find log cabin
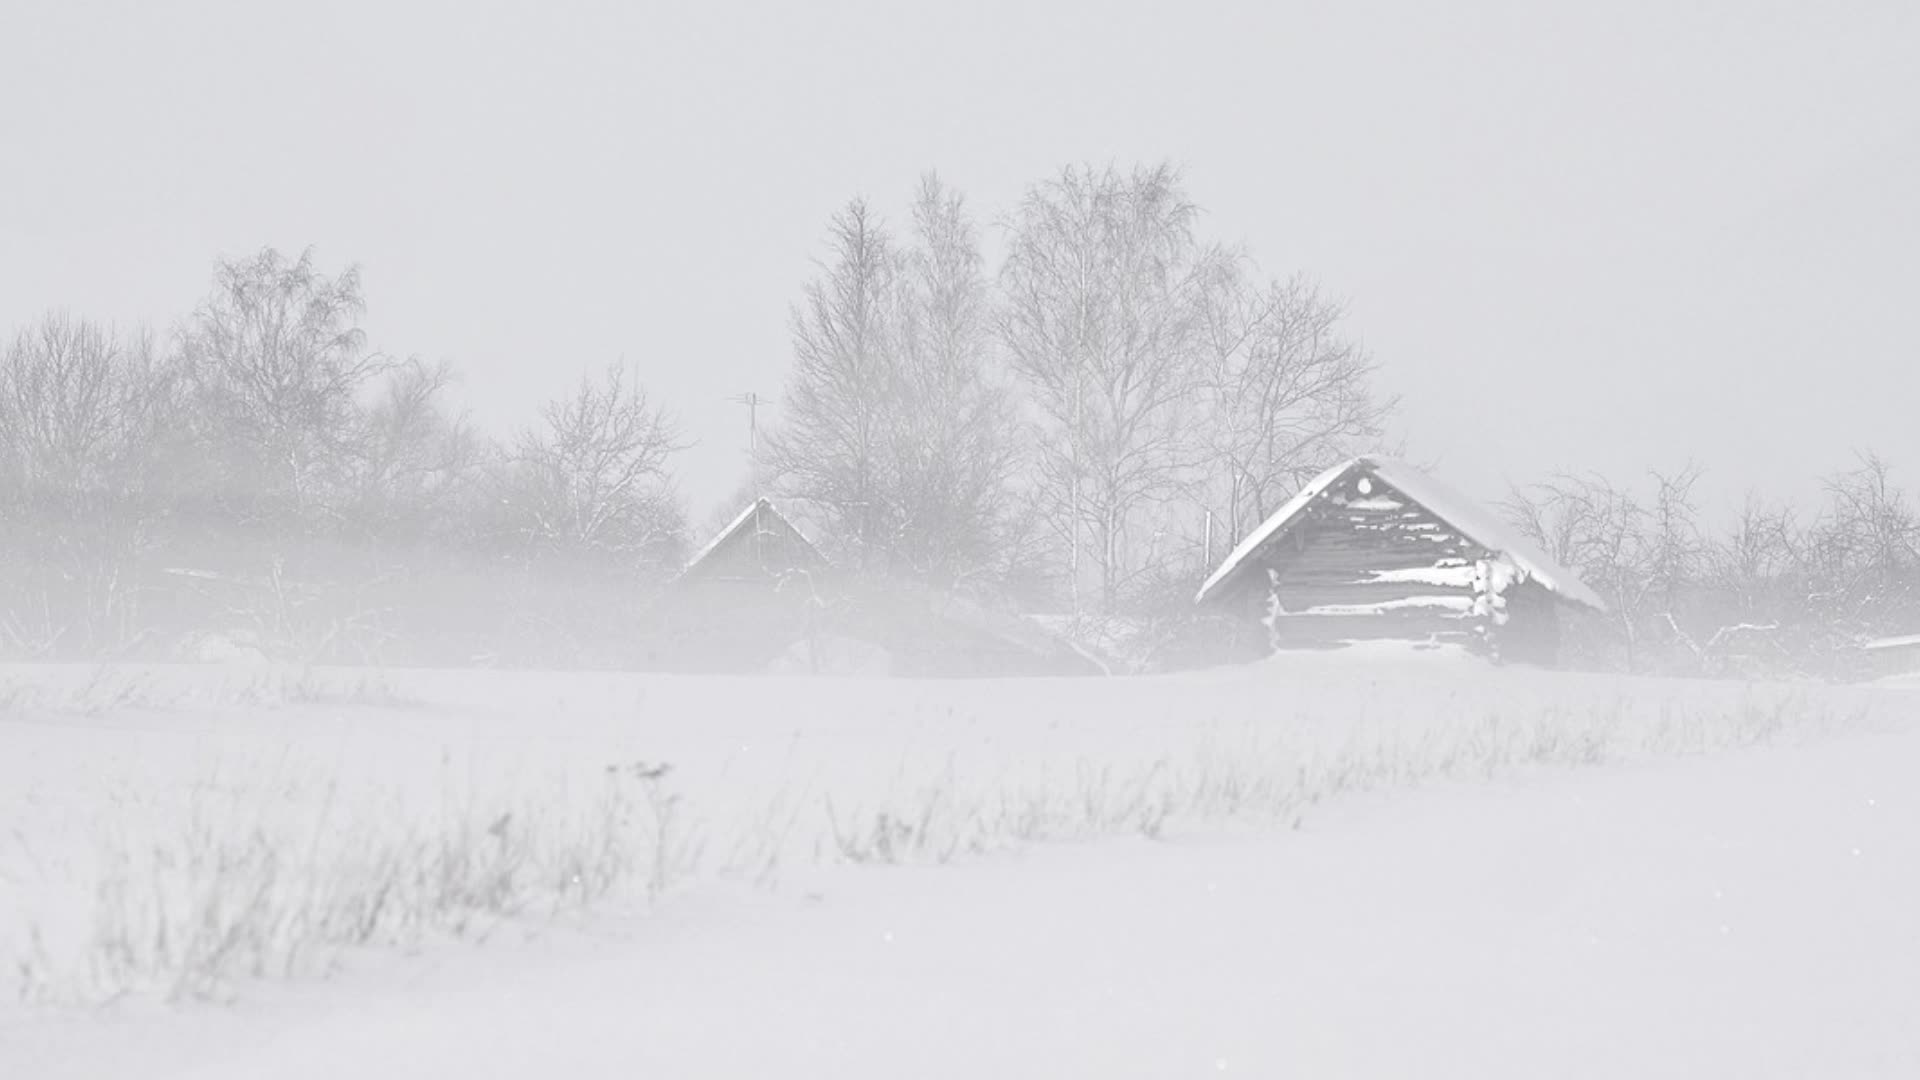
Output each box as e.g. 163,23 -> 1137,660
646,498 -> 831,671
1194,456 -> 1606,665
650,497 -> 1097,676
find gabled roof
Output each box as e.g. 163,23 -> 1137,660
677,497 -> 825,583
1195,456 -> 1608,612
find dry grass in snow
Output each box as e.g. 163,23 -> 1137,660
2,652 -> 1912,1006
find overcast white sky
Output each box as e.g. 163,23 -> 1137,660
3,0 -> 1916,524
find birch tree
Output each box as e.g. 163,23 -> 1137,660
767,181 -> 1021,586
1200,268 -> 1393,544
997,162 -> 1214,610
886,175 -> 1022,586
764,199 -> 898,567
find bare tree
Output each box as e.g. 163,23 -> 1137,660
0,314 -> 180,655
1502,472 -> 1656,669
346,358 -> 481,538
1200,268 -> 1394,545
766,181 -> 1022,588
885,175 -> 1023,587
1644,465 -> 1705,612
1802,451 -> 1919,632
1683,494 -> 1805,672
504,363 -> 687,566
1503,465 -> 1711,672
1709,495 -> 1799,617
765,198 -> 899,568
0,314 -> 173,501
177,247 -> 391,514
997,162 -> 1216,611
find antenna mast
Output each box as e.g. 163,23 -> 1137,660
729,391 -> 768,492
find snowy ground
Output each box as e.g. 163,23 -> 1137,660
4,657 -> 1919,1077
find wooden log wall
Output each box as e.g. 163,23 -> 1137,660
1249,472 -> 1496,651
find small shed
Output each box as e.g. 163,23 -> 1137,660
646,498 -> 832,672
1194,456 -> 1606,664
649,498 -> 1098,677
677,497 -> 829,586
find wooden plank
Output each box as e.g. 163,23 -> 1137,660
1271,581 -> 1476,611
1268,612 -> 1480,646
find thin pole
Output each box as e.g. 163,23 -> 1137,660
729,391 -> 766,492
1203,508 -> 1214,580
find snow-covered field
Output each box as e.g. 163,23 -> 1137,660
4,655 -> 1919,1077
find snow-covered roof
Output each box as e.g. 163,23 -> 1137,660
1194,456 -> 1608,612
683,499 -> 764,574
1194,460 -> 1356,606
1863,633 -> 1920,651
677,497 -> 824,581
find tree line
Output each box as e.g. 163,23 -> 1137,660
1504,459 -> 1920,678
3,159 -> 1912,674
1,251 -> 687,560
0,249 -> 688,660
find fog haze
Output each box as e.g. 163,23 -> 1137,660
3,0 -> 1916,518
10,5 -> 1920,1072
